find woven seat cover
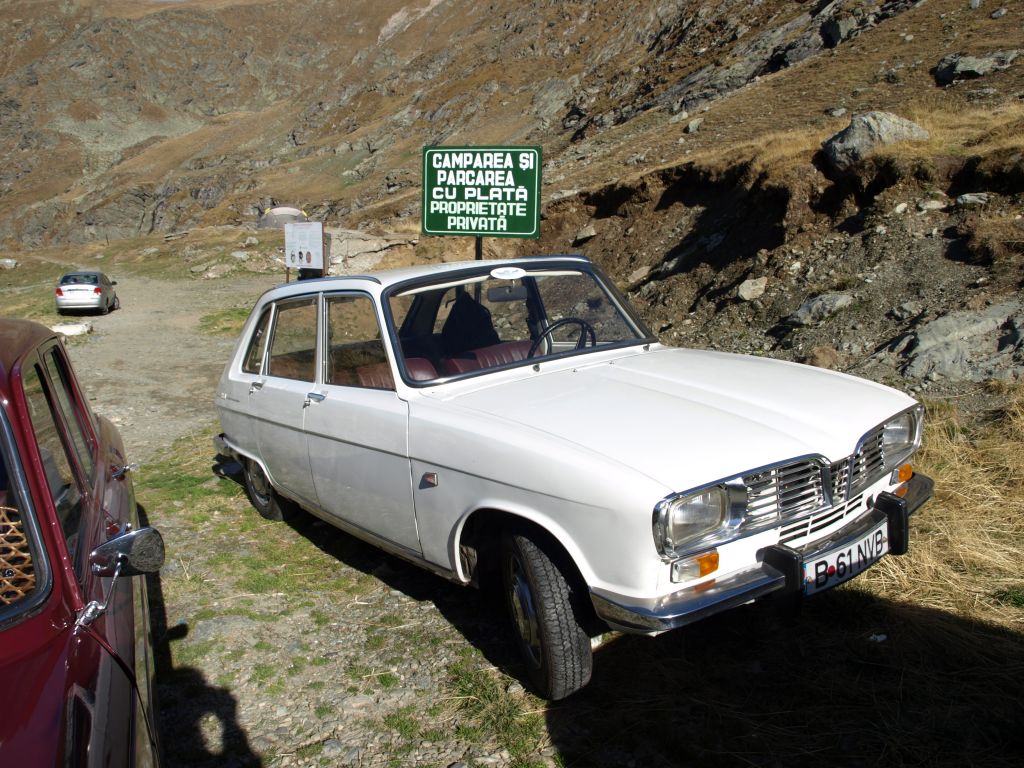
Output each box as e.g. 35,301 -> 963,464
0,506 -> 35,606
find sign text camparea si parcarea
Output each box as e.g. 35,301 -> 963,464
421,147 -> 541,239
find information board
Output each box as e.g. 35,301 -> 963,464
284,221 -> 324,270
422,146 -> 541,238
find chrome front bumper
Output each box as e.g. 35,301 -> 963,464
591,473 -> 934,635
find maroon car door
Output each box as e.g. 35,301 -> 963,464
21,342 -> 157,767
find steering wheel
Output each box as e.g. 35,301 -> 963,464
527,317 -> 597,358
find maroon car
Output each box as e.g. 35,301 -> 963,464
0,319 -> 163,766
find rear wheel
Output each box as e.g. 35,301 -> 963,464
501,529 -> 592,700
243,458 -> 295,521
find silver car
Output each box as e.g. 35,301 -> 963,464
55,271 -> 119,315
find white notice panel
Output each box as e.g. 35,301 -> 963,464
284,222 -> 324,270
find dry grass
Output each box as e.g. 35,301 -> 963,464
889,101 -> 1024,158
868,388 -> 1024,629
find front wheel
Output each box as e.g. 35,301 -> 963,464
243,458 -> 295,521
501,530 -> 593,700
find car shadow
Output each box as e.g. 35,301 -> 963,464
138,503 -> 262,768
208,458 -> 1024,767
211,455 -> 524,678
544,590 -> 1024,767
286,505 -> 524,674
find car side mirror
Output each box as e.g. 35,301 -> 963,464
90,526 -> 165,577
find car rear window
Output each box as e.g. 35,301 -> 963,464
267,298 -> 317,382
60,274 -> 99,286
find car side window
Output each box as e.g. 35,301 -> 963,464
42,348 -> 96,480
0,440 -> 38,610
242,308 -> 272,374
325,295 -> 393,390
267,298 -> 317,382
22,365 -> 85,569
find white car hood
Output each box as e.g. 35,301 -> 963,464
440,347 -> 917,491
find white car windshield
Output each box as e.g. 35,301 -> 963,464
387,264 -> 650,382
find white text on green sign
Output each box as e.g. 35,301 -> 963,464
422,147 -> 541,238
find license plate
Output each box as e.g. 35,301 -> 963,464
803,519 -> 889,595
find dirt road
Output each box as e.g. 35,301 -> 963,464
65,273 -> 279,463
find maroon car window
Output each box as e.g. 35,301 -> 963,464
23,366 -> 84,568
243,307 -> 272,374
0,446 -> 37,608
42,349 -> 96,480
267,298 -> 317,382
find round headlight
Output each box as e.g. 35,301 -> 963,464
882,412 -> 915,464
656,487 -> 727,554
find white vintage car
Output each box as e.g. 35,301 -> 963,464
214,254 -> 932,699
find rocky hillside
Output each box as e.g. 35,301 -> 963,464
1,0 -> 1022,392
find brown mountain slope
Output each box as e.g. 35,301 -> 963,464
1,0 -> 1022,391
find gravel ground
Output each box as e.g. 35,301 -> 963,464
65,272 -> 278,464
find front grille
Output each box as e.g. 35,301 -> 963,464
743,461 -> 824,522
740,427 -> 890,539
779,493 -> 867,547
851,425 -> 885,491
831,460 -> 850,503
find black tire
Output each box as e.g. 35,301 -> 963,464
501,529 -> 593,700
242,458 -> 294,521
112,296 -> 120,311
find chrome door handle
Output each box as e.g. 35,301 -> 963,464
304,392 -> 326,407
249,381 -> 265,394
111,462 -> 139,480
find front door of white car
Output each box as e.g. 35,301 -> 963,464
304,293 -> 421,554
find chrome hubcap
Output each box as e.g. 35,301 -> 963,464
249,462 -> 271,504
508,557 -> 542,667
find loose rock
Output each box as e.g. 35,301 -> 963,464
821,112 -> 929,173
737,277 -> 768,301
52,321 -> 92,337
955,192 -> 991,208
574,223 -> 598,244
934,50 -> 1019,86
787,293 -> 854,326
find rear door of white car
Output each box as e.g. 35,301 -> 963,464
253,296 -> 321,508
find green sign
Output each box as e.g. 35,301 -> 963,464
422,146 -> 541,238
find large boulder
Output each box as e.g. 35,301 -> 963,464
895,301 -> 1024,382
821,16 -> 857,48
934,50 -> 1019,86
821,112 -> 929,173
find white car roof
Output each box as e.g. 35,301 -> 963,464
263,254 -> 592,300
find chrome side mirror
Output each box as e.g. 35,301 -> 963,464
77,527 -> 165,630
90,526 -> 165,577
